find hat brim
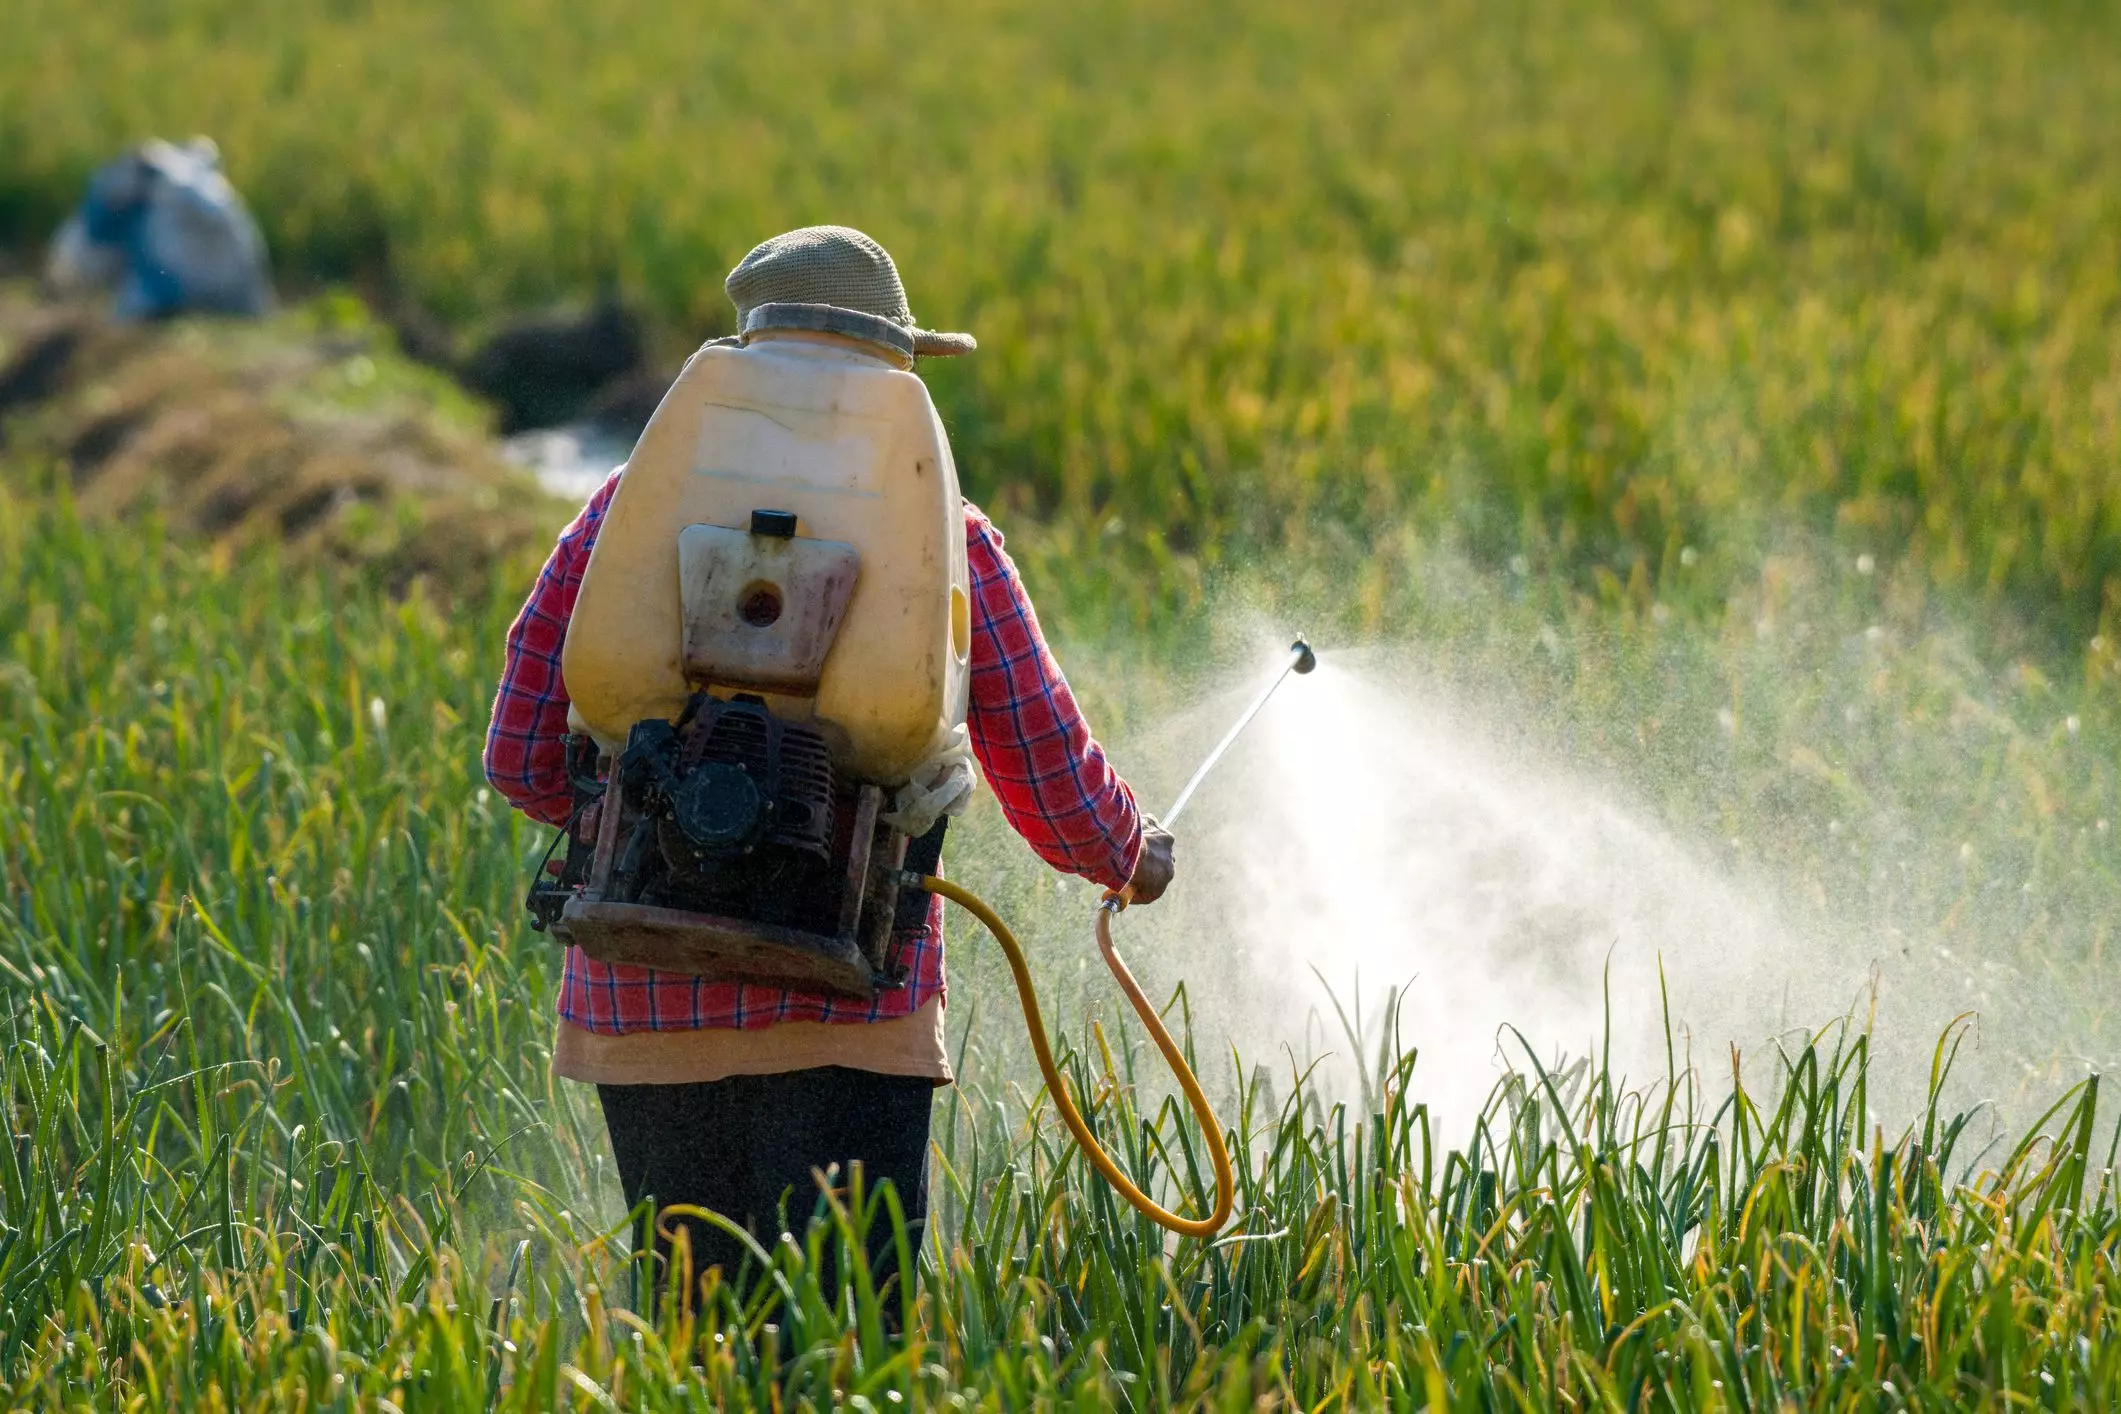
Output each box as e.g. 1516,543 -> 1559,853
911,329 -> 977,357
742,302 -> 976,359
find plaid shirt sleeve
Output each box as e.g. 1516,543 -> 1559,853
963,503 -> 1144,891
484,469 -> 623,826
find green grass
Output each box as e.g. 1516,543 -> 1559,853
6,488 -> 2121,1408
4,0 -> 2120,640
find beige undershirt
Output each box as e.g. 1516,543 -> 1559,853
552,995 -> 952,1086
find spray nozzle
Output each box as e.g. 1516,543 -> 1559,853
1290,637 -> 1317,675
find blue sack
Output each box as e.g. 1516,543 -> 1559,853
46,138 -> 273,320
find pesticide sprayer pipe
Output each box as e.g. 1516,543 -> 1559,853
922,873 -> 1235,1237
917,637 -> 1315,1240
1159,637 -> 1318,831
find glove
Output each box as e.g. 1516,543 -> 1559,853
881,724 -> 978,836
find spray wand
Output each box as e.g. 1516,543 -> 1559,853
916,638 -> 1316,1238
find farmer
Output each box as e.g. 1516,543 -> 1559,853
485,226 -> 1175,1304
44,138 -> 273,320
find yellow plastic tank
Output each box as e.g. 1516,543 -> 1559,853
563,331 -> 971,786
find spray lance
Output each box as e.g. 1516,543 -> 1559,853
912,638 -> 1317,1238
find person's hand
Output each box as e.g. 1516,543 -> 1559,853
1124,816 -> 1176,906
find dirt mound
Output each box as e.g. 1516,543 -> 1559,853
0,285 -> 572,595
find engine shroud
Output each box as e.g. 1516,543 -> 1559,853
642,694 -> 839,928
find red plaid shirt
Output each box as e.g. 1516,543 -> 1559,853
485,470 -> 1144,1033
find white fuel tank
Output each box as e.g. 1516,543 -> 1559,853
562,333 -> 972,785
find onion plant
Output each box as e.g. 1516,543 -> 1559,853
5,487 -> 2121,1408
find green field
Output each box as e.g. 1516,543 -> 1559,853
6,0 -> 2120,639
7,0 -> 2121,1407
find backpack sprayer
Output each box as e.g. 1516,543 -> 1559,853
528,321 -> 1311,1240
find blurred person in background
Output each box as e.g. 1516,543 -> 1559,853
45,137 -> 273,319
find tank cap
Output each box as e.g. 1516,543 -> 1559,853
750,508 -> 798,538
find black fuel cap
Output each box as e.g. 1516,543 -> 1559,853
750,508 -> 798,538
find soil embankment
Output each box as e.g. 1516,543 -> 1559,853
0,285 -> 573,594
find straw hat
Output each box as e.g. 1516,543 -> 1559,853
725,226 -> 976,360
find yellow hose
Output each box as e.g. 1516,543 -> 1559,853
919,874 -> 1235,1239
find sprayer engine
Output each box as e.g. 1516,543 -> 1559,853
529,687 -> 921,998
615,693 -> 839,927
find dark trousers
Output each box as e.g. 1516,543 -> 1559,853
598,1067 -> 935,1310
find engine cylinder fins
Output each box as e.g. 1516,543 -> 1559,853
653,696 -> 838,898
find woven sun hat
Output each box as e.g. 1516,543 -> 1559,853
725,225 -> 976,359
